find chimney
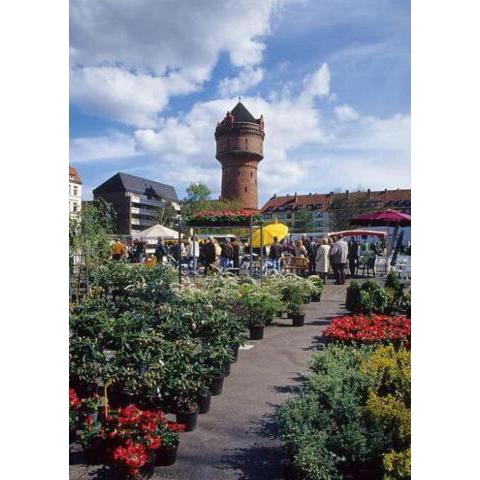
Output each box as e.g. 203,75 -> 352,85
329,191 -> 334,206
273,193 -> 276,198
384,188 -> 388,203
346,189 -> 350,198
368,188 -> 371,200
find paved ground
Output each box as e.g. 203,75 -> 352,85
70,284 -> 349,480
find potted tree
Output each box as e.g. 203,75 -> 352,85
307,275 -> 324,302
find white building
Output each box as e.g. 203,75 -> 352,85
69,166 -> 82,215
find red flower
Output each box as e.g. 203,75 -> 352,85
69,388 -> 82,409
145,434 -> 162,450
323,314 -> 410,346
167,421 -> 186,433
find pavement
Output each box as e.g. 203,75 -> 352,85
70,283 -> 349,480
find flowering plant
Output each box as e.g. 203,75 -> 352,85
69,388 -> 82,428
323,314 -> 411,346
185,209 -> 261,225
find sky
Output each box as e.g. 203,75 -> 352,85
69,0 -> 410,205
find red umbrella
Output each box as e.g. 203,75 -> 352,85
350,209 -> 411,227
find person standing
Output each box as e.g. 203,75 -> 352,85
232,237 -> 241,271
155,237 -> 167,265
187,235 -> 200,273
204,237 -> 217,275
269,236 -> 283,273
307,237 -> 317,275
330,235 -> 349,284
294,240 -> 308,257
111,238 -> 125,261
220,238 -> 234,271
347,236 -> 360,279
315,238 -> 331,283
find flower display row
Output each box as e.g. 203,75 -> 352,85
185,209 -> 261,226
323,314 -> 411,346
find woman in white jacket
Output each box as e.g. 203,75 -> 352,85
315,238 -> 331,283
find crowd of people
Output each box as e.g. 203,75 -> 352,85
110,233 -> 394,285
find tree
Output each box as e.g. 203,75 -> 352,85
154,201 -> 178,227
185,182 -> 211,203
69,198 -> 116,272
328,193 -> 370,231
293,210 -> 315,233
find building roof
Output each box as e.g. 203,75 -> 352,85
231,102 -> 257,123
261,189 -> 411,213
93,172 -> 178,201
69,166 -> 82,184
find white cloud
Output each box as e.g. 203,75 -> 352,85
218,67 -> 264,97
70,132 -> 138,163
334,104 -> 360,122
134,64 -> 333,198
70,0 -> 290,126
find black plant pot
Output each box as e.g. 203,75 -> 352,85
311,293 -> 321,302
230,344 -> 240,363
176,409 -> 198,432
223,361 -> 231,377
197,390 -> 211,414
249,325 -> 264,340
155,444 -> 178,467
84,443 -> 107,465
287,312 -> 293,319
209,375 -> 225,396
292,314 -> 305,327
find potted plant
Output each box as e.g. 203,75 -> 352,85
81,395 -> 101,423
196,385 -> 212,414
282,281 -> 309,327
69,388 -> 81,443
202,342 -> 232,396
78,417 -> 107,465
238,285 -> 283,340
307,275 -> 324,302
155,421 -> 185,466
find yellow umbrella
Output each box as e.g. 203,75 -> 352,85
251,220 -> 289,247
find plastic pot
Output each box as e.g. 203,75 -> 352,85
292,313 -> 305,327
223,361 -> 231,377
176,409 -> 198,432
209,375 -> 225,396
249,325 -> 264,340
197,390 -> 211,414
155,444 -> 178,467
230,344 -> 240,363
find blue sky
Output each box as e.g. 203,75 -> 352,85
70,0 -> 410,204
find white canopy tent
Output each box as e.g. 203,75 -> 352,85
133,224 -> 182,240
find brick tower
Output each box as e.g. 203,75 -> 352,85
215,101 -> 265,210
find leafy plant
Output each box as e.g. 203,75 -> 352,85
237,284 -> 283,327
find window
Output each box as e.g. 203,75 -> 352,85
73,203 -> 78,213
250,172 -> 253,178
286,213 -> 292,219
244,186 -> 248,193
73,186 -> 78,196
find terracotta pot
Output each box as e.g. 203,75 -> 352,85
249,325 -> 264,340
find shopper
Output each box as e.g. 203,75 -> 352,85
269,236 -> 283,273
315,238 -> 331,282
329,235 -> 349,284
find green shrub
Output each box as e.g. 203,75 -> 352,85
278,344 -> 411,480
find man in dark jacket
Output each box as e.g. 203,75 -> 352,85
220,238 -> 234,271
347,236 -> 360,278
269,236 -> 283,273
232,238 -> 241,271
203,237 -> 217,275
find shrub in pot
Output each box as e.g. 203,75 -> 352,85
307,275 -> 324,302
282,281 -> 309,326
201,342 -> 233,395
238,284 -> 283,339
155,421 -> 185,466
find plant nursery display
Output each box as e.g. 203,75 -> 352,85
70,261 -> 316,475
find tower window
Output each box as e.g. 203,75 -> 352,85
250,172 -> 253,178
245,186 -> 248,193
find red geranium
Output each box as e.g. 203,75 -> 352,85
323,314 -> 410,346
167,421 -> 186,433
69,388 -> 82,410
113,442 -> 148,478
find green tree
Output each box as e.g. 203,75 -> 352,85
294,210 -> 315,233
69,198 -> 116,273
185,182 -> 211,202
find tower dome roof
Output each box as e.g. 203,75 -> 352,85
231,102 -> 256,123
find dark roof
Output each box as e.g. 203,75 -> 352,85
231,102 -> 256,123
93,172 -> 178,201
